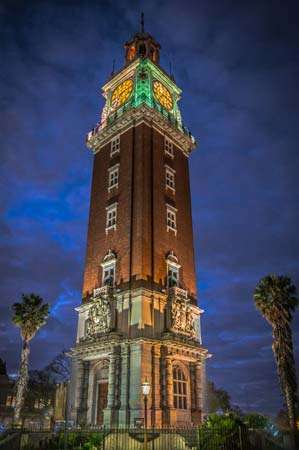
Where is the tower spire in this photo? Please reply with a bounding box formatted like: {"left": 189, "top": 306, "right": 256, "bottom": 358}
{"left": 140, "top": 12, "right": 144, "bottom": 33}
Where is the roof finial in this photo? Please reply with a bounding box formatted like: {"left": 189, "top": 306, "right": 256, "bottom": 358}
{"left": 141, "top": 11, "right": 144, "bottom": 33}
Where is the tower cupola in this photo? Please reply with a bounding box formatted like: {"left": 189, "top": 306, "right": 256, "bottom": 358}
{"left": 124, "top": 13, "right": 161, "bottom": 65}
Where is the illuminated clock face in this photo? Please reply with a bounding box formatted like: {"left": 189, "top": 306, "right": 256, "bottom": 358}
{"left": 111, "top": 79, "right": 134, "bottom": 109}
{"left": 153, "top": 80, "right": 173, "bottom": 111}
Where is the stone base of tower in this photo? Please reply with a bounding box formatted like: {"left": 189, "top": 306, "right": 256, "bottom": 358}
{"left": 69, "top": 336, "right": 207, "bottom": 428}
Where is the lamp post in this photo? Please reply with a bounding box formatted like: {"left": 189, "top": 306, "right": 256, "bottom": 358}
{"left": 141, "top": 379, "right": 151, "bottom": 450}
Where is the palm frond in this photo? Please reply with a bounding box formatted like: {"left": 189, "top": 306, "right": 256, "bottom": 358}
{"left": 12, "top": 293, "right": 50, "bottom": 341}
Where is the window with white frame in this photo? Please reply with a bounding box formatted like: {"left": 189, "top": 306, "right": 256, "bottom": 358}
{"left": 110, "top": 134, "right": 120, "bottom": 156}
{"left": 105, "top": 203, "right": 117, "bottom": 232}
{"left": 101, "top": 249, "right": 117, "bottom": 287}
{"left": 164, "top": 137, "right": 174, "bottom": 158}
{"left": 166, "top": 204, "right": 177, "bottom": 234}
{"left": 173, "top": 366, "right": 188, "bottom": 409}
{"left": 108, "top": 164, "right": 119, "bottom": 191}
{"left": 165, "top": 165, "right": 175, "bottom": 192}
{"left": 102, "top": 263, "right": 115, "bottom": 286}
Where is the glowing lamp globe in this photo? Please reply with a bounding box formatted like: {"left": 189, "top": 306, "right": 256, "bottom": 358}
{"left": 141, "top": 380, "right": 151, "bottom": 396}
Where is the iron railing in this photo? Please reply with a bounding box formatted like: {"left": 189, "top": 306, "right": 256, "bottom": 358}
{"left": 8, "top": 425, "right": 286, "bottom": 450}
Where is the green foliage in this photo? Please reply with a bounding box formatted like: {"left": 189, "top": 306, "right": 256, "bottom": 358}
{"left": 207, "top": 381, "right": 232, "bottom": 413}
{"left": 254, "top": 275, "right": 298, "bottom": 326}
{"left": 204, "top": 412, "right": 244, "bottom": 430}
{"left": 243, "top": 412, "right": 269, "bottom": 429}
{"left": 55, "top": 431, "right": 104, "bottom": 450}
{"left": 12, "top": 293, "right": 49, "bottom": 342}
{"left": 197, "top": 413, "right": 248, "bottom": 450}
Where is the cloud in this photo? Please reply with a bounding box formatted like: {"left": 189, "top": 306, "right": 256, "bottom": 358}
{"left": 0, "top": 0, "right": 298, "bottom": 416}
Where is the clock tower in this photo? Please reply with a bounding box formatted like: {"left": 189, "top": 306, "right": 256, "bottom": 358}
{"left": 69, "top": 22, "right": 209, "bottom": 428}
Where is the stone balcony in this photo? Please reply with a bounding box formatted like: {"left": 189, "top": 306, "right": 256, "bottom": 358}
{"left": 93, "top": 286, "right": 112, "bottom": 298}
{"left": 168, "top": 286, "right": 188, "bottom": 299}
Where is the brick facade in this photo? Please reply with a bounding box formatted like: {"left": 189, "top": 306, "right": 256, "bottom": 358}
{"left": 82, "top": 123, "right": 197, "bottom": 301}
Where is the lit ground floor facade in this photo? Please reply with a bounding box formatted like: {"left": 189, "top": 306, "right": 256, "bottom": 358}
{"left": 69, "top": 337, "right": 207, "bottom": 428}
{"left": 69, "top": 286, "right": 208, "bottom": 427}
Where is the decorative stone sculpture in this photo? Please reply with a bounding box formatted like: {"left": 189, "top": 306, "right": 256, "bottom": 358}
{"left": 86, "top": 297, "right": 111, "bottom": 336}
{"left": 171, "top": 297, "right": 196, "bottom": 338}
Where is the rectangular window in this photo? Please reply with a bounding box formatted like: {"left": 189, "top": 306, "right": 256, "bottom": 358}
{"left": 108, "top": 164, "right": 119, "bottom": 191}
{"left": 165, "top": 165, "right": 175, "bottom": 192}
{"left": 111, "top": 135, "right": 120, "bottom": 156}
{"left": 164, "top": 137, "right": 174, "bottom": 158}
{"left": 106, "top": 203, "right": 117, "bottom": 232}
{"left": 173, "top": 367, "right": 187, "bottom": 410}
{"left": 167, "top": 265, "right": 179, "bottom": 287}
{"left": 103, "top": 263, "right": 115, "bottom": 286}
{"left": 166, "top": 204, "right": 177, "bottom": 235}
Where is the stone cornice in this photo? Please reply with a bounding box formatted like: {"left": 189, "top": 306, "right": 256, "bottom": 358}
{"left": 86, "top": 104, "right": 196, "bottom": 157}
{"left": 70, "top": 335, "right": 208, "bottom": 361}
{"left": 102, "top": 59, "right": 140, "bottom": 95}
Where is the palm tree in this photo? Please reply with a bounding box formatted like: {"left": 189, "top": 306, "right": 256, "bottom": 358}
{"left": 254, "top": 274, "right": 298, "bottom": 432}
{"left": 12, "top": 293, "right": 49, "bottom": 424}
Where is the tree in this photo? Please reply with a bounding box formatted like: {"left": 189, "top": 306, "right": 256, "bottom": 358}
{"left": 28, "top": 351, "right": 70, "bottom": 403}
{"left": 43, "top": 351, "right": 70, "bottom": 383}
{"left": 243, "top": 412, "right": 269, "bottom": 429}
{"left": 207, "top": 381, "right": 232, "bottom": 413}
{"left": 12, "top": 293, "right": 49, "bottom": 424}
{"left": 254, "top": 274, "right": 298, "bottom": 433}
{"left": 199, "top": 413, "right": 249, "bottom": 450}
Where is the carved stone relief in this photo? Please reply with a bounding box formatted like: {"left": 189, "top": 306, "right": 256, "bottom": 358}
{"left": 170, "top": 297, "right": 196, "bottom": 338}
{"left": 86, "top": 297, "right": 111, "bottom": 336}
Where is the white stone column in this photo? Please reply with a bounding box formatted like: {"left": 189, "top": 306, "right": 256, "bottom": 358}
{"left": 129, "top": 342, "right": 142, "bottom": 426}
{"left": 103, "top": 350, "right": 117, "bottom": 426}
{"left": 151, "top": 345, "right": 162, "bottom": 426}
{"left": 166, "top": 356, "right": 174, "bottom": 409}
{"left": 195, "top": 362, "right": 202, "bottom": 407}
{"left": 165, "top": 355, "right": 175, "bottom": 425}
{"left": 77, "top": 360, "right": 90, "bottom": 426}
{"left": 190, "top": 363, "right": 196, "bottom": 411}
{"left": 195, "top": 360, "right": 206, "bottom": 422}
{"left": 200, "top": 359, "right": 208, "bottom": 418}
{"left": 119, "top": 343, "right": 130, "bottom": 426}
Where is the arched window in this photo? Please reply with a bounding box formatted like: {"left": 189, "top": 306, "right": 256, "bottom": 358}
{"left": 173, "top": 366, "right": 187, "bottom": 409}
{"left": 101, "top": 250, "right": 117, "bottom": 286}
{"left": 138, "top": 42, "right": 146, "bottom": 57}
{"left": 166, "top": 251, "right": 181, "bottom": 288}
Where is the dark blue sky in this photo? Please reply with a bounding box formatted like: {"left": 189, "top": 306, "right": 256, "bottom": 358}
{"left": 1, "top": 0, "right": 298, "bottom": 416}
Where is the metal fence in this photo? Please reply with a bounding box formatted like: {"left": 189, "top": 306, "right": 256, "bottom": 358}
{"left": 0, "top": 432, "right": 21, "bottom": 450}
{"left": 9, "top": 426, "right": 285, "bottom": 450}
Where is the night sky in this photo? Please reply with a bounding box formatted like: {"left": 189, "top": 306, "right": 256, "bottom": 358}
{"left": 1, "top": 0, "right": 299, "bottom": 416}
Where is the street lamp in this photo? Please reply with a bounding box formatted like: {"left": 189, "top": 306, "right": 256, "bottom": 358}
{"left": 141, "top": 379, "right": 151, "bottom": 450}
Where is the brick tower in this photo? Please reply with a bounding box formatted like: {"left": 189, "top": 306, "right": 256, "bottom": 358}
{"left": 69, "top": 20, "right": 209, "bottom": 428}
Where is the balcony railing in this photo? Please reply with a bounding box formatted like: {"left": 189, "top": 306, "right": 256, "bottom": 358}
{"left": 93, "top": 286, "right": 111, "bottom": 297}
{"left": 87, "top": 100, "right": 195, "bottom": 145}
{"left": 168, "top": 286, "right": 188, "bottom": 298}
